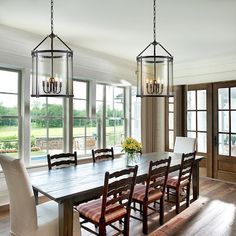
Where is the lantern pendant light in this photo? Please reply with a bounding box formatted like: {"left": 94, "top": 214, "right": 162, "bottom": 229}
{"left": 31, "top": 0, "right": 73, "bottom": 97}
{"left": 136, "top": 0, "right": 173, "bottom": 97}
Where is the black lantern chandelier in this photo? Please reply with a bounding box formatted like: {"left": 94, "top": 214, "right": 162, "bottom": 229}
{"left": 31, "top": 0, "right": 73, "bottom": 97}
{"left": 136, "top": 0, "right": 173, "bottom": 97}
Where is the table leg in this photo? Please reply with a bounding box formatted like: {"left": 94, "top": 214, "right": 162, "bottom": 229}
{"left": 33, "top": 187, "right": 39, "bottom": 205}
{"left": 192, "top": 160, "right": 200, "bottom": 200}
{"left": 59, "top": 200, "right": 73, "bottom": 236}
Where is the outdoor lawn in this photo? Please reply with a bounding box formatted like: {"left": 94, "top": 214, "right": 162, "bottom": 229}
{"left": 0, "top": 125, "right": 124, "bottom": 158}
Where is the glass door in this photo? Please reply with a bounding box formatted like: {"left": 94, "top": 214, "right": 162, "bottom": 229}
{"left": 213, "top": 81, "right": 236, "bottom": 182}
{"left": 186, "top": 84, "right": 213, "bottom": 177}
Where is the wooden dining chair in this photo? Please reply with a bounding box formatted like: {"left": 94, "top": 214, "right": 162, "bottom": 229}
{"left": 131, "top": 157, "right": 171, "bottom": 234}
{"left": 0, "top": 154, "right": 81, "bottom": 236}
{"left": 92, "top": 147, "right": 114, "bottom": 163}
{"left": 75, "top": 165, "right": 138, "bottom": 236}
{"left": 166, "top": 151, "right": 196, "bottom": 214}
{"left": 47, "top": 151, "right": 77, "bottom": 170}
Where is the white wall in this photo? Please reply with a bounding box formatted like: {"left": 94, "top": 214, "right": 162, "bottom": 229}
{"left": 0, "top": 24, "right": 136, "bottom": 86}
{"left": 174, "top": 54, "right": 236, "bottom": 85}
{"left": 1, "top": 24, "right": 236, "bottom": 87}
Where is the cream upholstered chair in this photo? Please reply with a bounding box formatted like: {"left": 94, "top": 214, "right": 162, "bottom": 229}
{"left": 173, "top": 136, "right": 196, "bottom": 154}
{"left": 0, "top": 154, "right": 80, "bottom": 236}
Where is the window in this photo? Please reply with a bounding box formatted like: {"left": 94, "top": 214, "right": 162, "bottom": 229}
{"left": 95, "top": 84, "right": 126, "bottom": 151}
{"left": 217, "top": 87, "right": 236, "bottom": 156}
{"left": 131, "top": 87, "right": 141, "bottom": 142}
{"left": 0, "top": 66, "right": 133, "bottom": 164}
{"left": 30, "top": 97, "right": 64, "bottom": 164}
{"left": 0, "top": 69, "right": 20, "bottom": 158}
{"left": 167, "top": 97, "right": 175, "bottom": 150}
{"left": 187, "top": 90, "right": 207, "bottom": 153}
{"left": 73, "top": 80, "right": 97, "bottom": 155}
{"left": 106, "top": 86, "right": 125, "bottom": 150}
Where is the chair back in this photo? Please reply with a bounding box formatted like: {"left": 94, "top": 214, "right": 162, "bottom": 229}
{"left": 178, "top": 152, "right": 196, "bottom": 186}
{"left": 92, "top": 147, "right": 114, "bottom": 163}
{"left": 47, "top": 152, "right": 77, "bottom": 170}
{"left": 0, "top": 155, "right": 37, "bottom": 235}
{"left": 101, "top": 166, "right": 138, "bottom": 220}
{"left": 174, "top": 136, "right": 196, "bottom": 154}
{"left": 145, "top": 157, "right": 171, "bottom": 198}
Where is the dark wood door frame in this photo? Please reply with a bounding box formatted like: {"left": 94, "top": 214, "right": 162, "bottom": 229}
{"left": 213, "top": 80, "right": 236, "bottom": 182}
{"left": 184, "top": 84, "right": 213, "bottom": 178}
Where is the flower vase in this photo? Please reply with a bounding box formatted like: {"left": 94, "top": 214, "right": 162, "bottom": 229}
{"left": 126, "top": 152, "right": 139, "bottom": 167}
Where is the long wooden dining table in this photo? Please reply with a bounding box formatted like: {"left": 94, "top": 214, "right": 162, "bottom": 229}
{"left": 30, "top": 151, "right": 203, "bottom": 236}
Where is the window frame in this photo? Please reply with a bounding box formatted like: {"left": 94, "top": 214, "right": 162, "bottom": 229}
{"left": 0, "top": 67, "right": 22, "bottom": 159}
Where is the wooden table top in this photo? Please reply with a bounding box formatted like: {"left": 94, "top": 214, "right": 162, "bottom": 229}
{"left": 30, "top": 151, "right": 203, "bottom": 204}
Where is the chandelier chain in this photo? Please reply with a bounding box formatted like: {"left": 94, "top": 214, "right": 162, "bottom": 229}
{"left": 153, "top": 0, "right": 156, "bottom": 42}
{"left": 51, "top": 0, "right": 54, "bottom": 34}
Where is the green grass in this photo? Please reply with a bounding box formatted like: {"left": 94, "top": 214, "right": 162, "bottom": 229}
{"left": 0, "top": 125, "right": 125, "bottom": 158}
{"left": 0, "top": 126, "right": 124, "bottom": 138}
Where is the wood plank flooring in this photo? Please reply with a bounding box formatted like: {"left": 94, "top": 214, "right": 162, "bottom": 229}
{"left": 0, "top": 177, "right": 235, "bottom": 236}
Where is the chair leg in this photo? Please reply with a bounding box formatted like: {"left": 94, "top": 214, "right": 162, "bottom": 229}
{"left": 159, "top": 196, "right": 164, "bottom": 225}
{"left": 140, "top": 203, "right": 142, "bottom": 212}
{"left": 176, "top": 188, "right": 180, "bottom": 214}
{"left": 124, "top": 214, "right": 130, "bottom": 236}
{"left": 186, "top": 183, "right": 190, "bottom": 208}
{"left": 143, "top": 203, "right": 148, "bottom": 234}
{"left": 167, "top": 187, "right": 169, "bottom": 201}
{"left": 99, "top": 222, "right": 106, "bottom": 236}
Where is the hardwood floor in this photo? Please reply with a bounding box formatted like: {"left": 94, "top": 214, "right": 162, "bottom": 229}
{"left": 0, "top": 177, "right": 235, "bottom": 236}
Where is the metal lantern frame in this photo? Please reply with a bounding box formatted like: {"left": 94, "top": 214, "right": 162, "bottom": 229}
{"left": 136, "top": 0, "right": 174, "bottom": 98}
{"left": 31, "top": 0, "right": 73, "bottom": 97}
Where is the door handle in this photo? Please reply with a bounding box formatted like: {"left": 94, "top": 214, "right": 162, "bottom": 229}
{"left": 214, "top": 136, "right": 218, "bottom": 146}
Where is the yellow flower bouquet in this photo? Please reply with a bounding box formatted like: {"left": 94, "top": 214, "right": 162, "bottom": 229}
{"left": 121, "top": 137, "right": 142, "bottom": 154}
{"left": 121, "top": 137, "right": 142, "bottom": 166}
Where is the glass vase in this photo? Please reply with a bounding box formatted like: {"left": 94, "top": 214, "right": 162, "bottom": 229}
{"left": 126, "top": 152, "right": 139, "bottom": 167}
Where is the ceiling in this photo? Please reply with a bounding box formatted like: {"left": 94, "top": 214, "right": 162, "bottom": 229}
{"left": 0, "top": 0, "right": 236, "bottom": 64}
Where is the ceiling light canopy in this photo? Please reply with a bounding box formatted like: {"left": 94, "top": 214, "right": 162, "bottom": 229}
{"left": 31, "top": 0, "right": 73, "bottom": 97}
{"left": 136, "top": 0, "right": 173, "bottom": 97}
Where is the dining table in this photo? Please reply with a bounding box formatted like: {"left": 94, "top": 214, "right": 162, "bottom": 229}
{"left": 30, "top": 151, "right": 203, "bottom": 236}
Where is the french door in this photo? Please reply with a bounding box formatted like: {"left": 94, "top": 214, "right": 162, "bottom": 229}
{"left": 185, "top": 84, "right": 213, "bottom": 177}
{"left": 185, "top": 82, "right": 236, "bottom": 182}
{"left": 213, "top": 81, "right": 236, "bottom": 182}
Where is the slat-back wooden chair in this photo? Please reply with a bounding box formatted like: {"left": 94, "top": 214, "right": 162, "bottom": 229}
{"left": 166, "top": 151, "right": 196, "bottom": 214}
{"left": 131, "top": 157, "right": 171, "bottom": 234}
{"left": 47, "top": 152, "right": 77, "bottom": 170}
{"left": 76, "top": 166, "right": 138, "bottom": 236}
{"left": 92, "top": 147, "right": 114, "bottom": 163}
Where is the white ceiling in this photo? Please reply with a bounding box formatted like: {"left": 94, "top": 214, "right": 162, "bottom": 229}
{"left": 0, "top": 0, "right": 236, "bottom": 64}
